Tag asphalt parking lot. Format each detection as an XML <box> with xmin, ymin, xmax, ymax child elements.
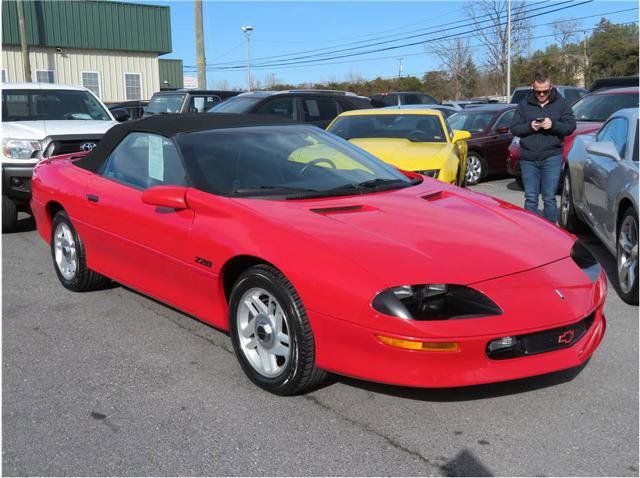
<box><xmin>2</xmin><ymin>176</ymin><xmax>638</xmax><ymax>476</ymax></box>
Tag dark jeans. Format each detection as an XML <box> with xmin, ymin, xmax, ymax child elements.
<box><xmin>520</xmin><ymin>155</ymin><xmax>562</xmax><ymax>222</ymax></box>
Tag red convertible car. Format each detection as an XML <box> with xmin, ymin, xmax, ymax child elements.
<box><xmin>31</xmin><ymin>114</ymin><xmax>606</xmax><ymax>395</ymax></box>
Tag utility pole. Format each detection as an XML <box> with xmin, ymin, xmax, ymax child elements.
<box><xmin>242</xmin><ymin>25</ymin><xmax>253</xmax><ymax>92</ymax></box>
<box><xmin>17</xmin><ymin>0</ymin><xmax>31</xmax><ymax>82</ymax></box>
<box><xmin>506</xmin><ymin>0</ymin><xmax>511</xmax><ymax>100</ymax></box>
<box><xmin>194</xmin><ymin>0</ymin><xmax>206</xmax><ymax>89</ymax></box>
<box><xmin>397</xmin><ymin>57</ymin><xmax>404</xmax><ymax>78</ymax></box>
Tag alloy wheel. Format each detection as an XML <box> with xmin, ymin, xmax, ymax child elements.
<box><xmin>53</xmin><ymin>222</ymin><xmax>77</xmax><ymax>280</ymax></box>
<box><xmin>465</xmin><ymin>155</ymin><xmax>482</xmax><ymax>184</ymax></box>
<box><xmin>618</xmin><ymin>214</ymin><xmax>638</xmax><ymax>294</ymax></box>
<box><xmin>236</xmin><ymin>287</ymin><xmax>291</xmax><ymax>378</ymax></box>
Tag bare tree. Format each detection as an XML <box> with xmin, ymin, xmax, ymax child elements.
<box><xmin>465</xmin><ymin>0</ymin><xmax>530</xmax><ymax>95</ymax></box>
<box><xmin>552</xmin><ymin>19</ymin><xmax>581</xmax><ymax>49</ymax></box>
<box><xmin>428</xmin><ymin>37</ymin><xmax>472</xmax><ymax>99</ymax></box>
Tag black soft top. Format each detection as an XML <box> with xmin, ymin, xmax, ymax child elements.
<box><xmin>75</xmin><ymin>113</ymin><xmax>299</xmax><ymax>172</ymax></box>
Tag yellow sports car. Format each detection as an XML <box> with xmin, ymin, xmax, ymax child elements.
<box><xmin>326</xmin><ymin>108</ymin><xmax>471</xmax><ymax>185</ymax></box>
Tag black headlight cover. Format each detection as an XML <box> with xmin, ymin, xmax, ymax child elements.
<box><xmin>372</xmin><ymin>285</ymin><xmax>502</xmax><ymax>320</ymax></box>
<box><xmin>570</xmin><ymin>240</ymin><xmax>601</xmax><ymax>282</ymax></box>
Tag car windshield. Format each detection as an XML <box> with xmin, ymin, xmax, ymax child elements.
<box><xmin>176</xmin><ymin>125</ymin><xmax>415</xmax><ymax>199</ymax></box>
<box><xmin>146</xmin><ymin>94</ymin><xmax>185</xmax><ymax>114</ymax></box>
<box><xmin>572</xmin><ymin>93</ymin><xmax>639</xmax><ymax>122</ymax></box>
<box><xmin>448</xmin><ymin>111</ymin><xmax>494</xmax><ymax>132</ymax></box>
<box><xmin>2</xmin><ymin>89</ymin><xmax>111</xmax><ymax>121</ymax></box>
<box><xmin>208</xmin><ymin>96</ymin><xmax>262</xmax><ymax>113</ymax></box>
<box><xmin>328</xmin><ymin>114</ymin><xmax>446</xmax><ymax>142</ymax></box>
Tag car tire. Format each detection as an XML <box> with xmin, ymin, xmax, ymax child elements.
<box><xmin>51</xmin><ymin>210</ymin><xmax>109</xmax><ymax>292</ymax></box>
<box><xmin>616</xmin><ymin>207</ymin><xmax>639</xmax><ymax>305</ymax></box>
<box><xmin>2</xmin><ymin>195</ymin><xmax>18</xmax><ymax>233</ymax></box>
<box><xmin>558</xmin><ymin>172</ymin><xmax>584</xmax><ymax>233</ymax></box>
<box><xmin>465</xmin><ymin>152</ymin><xmax>485</xmax><ymax>185</ymax></box>
<box><xmin>229</xmin><ymin>264</ymin><xmax>327</xmax><ymax>395</ymax></box>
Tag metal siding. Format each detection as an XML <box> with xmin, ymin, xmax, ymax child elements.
<box><xmin>159</xmin><ymin>59</ymin><xmax>183</xmax><ymax>89</ymax></box>
<box><xmin>1</xmin><ymin>0</ymin><xmax>171</xmax><ymax>54</ymax></box>
<box><xmin>2</xmin><ymin>46</ymin><xmax>159</xmax><ymax>102</ymax></box>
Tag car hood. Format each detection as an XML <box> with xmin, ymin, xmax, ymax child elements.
<box><xmin>348</xmin><ymin>138</ymin><xmax>450</xmax><ymax>167</ymax></box>
<box><xmin>1</xmin><ymin>120</ymin><xmax>117</xmax><ymax>141</ymax></box>
<box><xmin>237</xmin><ymin>181</ymin><xmax>575</xmax><ymax>286</ymax></box>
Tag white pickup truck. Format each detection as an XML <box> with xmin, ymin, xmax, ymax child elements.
<box><xmin>2</xmin><ymin>83</ymin><xmax>122</xmax><ymax>232</ymax></box>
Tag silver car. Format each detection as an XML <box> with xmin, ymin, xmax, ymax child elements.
<box><xmin>560</xmin><ymin>108</ymin><xmax>639</xmax><ymax>305</ymax></box>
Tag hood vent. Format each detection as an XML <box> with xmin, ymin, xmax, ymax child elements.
<box><xmin>310</xmin><ymin>205</ymin><xmax>364</xmax><ymax>215</ymax></box>
<box><xmin>421</xmin><ymin>191</ymin><xmax>447</xmax><ymax>202</ymax></box>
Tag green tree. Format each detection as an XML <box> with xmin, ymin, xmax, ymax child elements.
<box><xmin>461</xmin><ymin>58</ymin><xmax>478</xmax><ymax>98</ymax></box>
<box><xmin>588</xmin><ymin>19</ymin><xmax>639</xmax><ymax>81</ymax></box>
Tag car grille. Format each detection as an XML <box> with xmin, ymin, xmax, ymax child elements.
<box><xmin>486</xmin><ymin>312</ymin><xmax>596</xmax><ymax>360</ymax></box>
<box><xmin>44</xmin><ymin>139</ymin><xmax>101</xmax><ymax>157</ymax></box>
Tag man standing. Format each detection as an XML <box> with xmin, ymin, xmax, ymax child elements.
<box><xmin>510</xmin><ymin>70</ymin><xmax>576</xmax><ymax>223</ymax></box>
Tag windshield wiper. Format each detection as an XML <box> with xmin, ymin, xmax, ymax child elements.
<box><xmin>355</xmin><ymin>178</ymin><xmax>412</xmax><ymax>189</ymax></box>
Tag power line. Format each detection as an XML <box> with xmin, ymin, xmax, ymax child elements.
<box><xmin>192</xmin><ymin>0</ymin><xmax>592</xmax><ymax>71</ymax></box>
<box><xmin>194</xmin><ymin>20</ymin><xmax>638</xmax><ymax>76</ymax></box>
<box><xmin>202</xmin><ymin>0</ymin><xmax>561</xmax><ymax>68</ymax></box>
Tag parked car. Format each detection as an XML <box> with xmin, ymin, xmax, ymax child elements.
<box><xmin>144</xmin><ymin>89</ymin><xmax>241</xmax><ymax>116</ymax></box>
<box><xmin>510</xmin><ymin>85</ymin><xmax>587</xmax><ymax>104</ymax></box>
<box><xmin>31</xmin><ymin>113</ymin><xmax>606</xmax><ymax>395</ymax></box>
<box><xmin>326</xmin><ymin>108</ymin><xmax>470</xmax><ymax>186</ymax></box>
<box><xmin>588</xmin><ymin>76</ymin><xmax>638</xmax><ymax>92</ymax></box>
<box><xmin>370</xmin><ymin>91</ymin><xmax>439</xmax><ymax>108</ymax></box>
<box><xmin>384</xmin><ymin>104</ymin><xmax>458</xmax><ymax>119</ymax></box>
<box><xmin>559</xmin><ymin>108</ymin><xmax>638</xmax><ymax>305</ymax></box>
<box><xmin>106</xmin><ymin>100</ymin><xmax>148</xmax><ymax>121</ymax></box>
<box><xmin>1</xmin><ymin>82</ymin><xmax>118</xmax><ymax>232</ymax></box>
<box><xmin>441</xmin><ymin>100</ymin><xmax>488</xmax><ymax>110</ymax></box>
<box><xmin>447</xmin><ymin>104</ymin><xmax>517</xmax><ymax>185</ymax></box>
<box><xmin>507</xmin><ymin>87</ymin><xmax>639</xmax><ymax>186</ymax></box>
<box><xmin>209</xmin><ymin>89</ymin><xmax>372</xmax><ymax>129</ymax></box>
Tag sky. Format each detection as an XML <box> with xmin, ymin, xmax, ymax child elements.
<box><xmin>132</xmin><ymin>0</ymin><xmax>638</xmax><ymax>90</ymax></box>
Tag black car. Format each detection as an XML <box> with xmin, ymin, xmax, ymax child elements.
<box><xmin>106</xmin><ymin>100</ymin><xmax>148</xmax><ymax>121</ymax></box>
<box><xmin>370</xmin><ymin>91</ymin><xmax>439</xmax><ymax>108</ymax></box>
<box><xmin>144</xmin><ymin>89</ymin><xmax>242</xmax><ymax>117</ymax></box>
<box><xmin>208</xmin><ymin>90</ymin><xmax>372</xmax><ymax>129</ymax></box>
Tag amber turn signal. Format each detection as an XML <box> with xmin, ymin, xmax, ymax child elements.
<box><xmin>376</xmin><ymin>335</ymin><xmax>460</xmax><ymax>352</ymax></box>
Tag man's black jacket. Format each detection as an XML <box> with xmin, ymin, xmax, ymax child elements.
<box><xmin>510</xmin><ymin>88</ymin><xmax>576</xmax><ymax>161</ymax></box>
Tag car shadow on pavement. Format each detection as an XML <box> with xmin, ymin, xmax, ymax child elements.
<box><xmin>332</xmin><ymin>362</ymin><xmax>589</xmax><ymax>401</ymax></box>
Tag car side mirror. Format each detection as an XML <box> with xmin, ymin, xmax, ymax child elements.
<box><xmin>452</xmin><ymin>130</ymin><xmax>471</xmax><ymax>142</ymax></box>
<box><xmin>141</xmin><ymin>185</ymin><xmax>188</xmax><ymax>210</ymax></box>
<box><xmin>586</xmin><ymin>141</ymin><xmax>621</xmax><ymax>161</ymax></box>
<box><xmin>111</xmin><ymin>108</ymin><xmax>130</xmax><ymax>122</ymax></box>
<box><xmin>495</xmin><ymin>126</ymin><xmax>510</xmax><ymax>134</ymax></box>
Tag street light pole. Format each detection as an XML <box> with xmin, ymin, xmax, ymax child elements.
<box><xmin>242</xmin><ymin>25</ymin><xmax>253</xmax><ymax>92</ymax></box>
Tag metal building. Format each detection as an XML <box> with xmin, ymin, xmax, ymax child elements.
<box><xmin>1</xmin><ymin>0</ymin><xmax>183</xmax><ymax>101</ymax></box>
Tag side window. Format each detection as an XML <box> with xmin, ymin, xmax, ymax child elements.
<box><xmin>494</xmin><ymin>110</ymin><xmax>515</xmax><ymax>130</ymax></box>
<box><xmin>101</xmin><ymin>132</ymin><xmax>187</xmax><ymax>189</ymax></box>
<box><xmin>596</xmin><ymin>117</ymin><xmax>628</xmax><ymax>158</ymax></box>
<box><xmin>188</xmin><ymin>95</ymin><xmax>221</xmax><ymax>113</ymax></box>
<box><xmin>255</xmin><ymin>97</ymin><xmax>296</xmax><ymax>120</ymax></box>
<box><xmin>302</xmin><ymin>97</ymin><xmax>339</xmax><ymax>122</ymax></box>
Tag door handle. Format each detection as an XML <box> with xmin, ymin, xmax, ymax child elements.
<box><xmin>86</xmin><ymin>194</ymin><xmax>99</xmax><ymax>203</ymax></box>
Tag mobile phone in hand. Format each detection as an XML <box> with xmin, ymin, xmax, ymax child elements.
<box><xmin>535</xmin><ymin>117</ymin><xmax>545</xmax><ymax>123</ymax></box>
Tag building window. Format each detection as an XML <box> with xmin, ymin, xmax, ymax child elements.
<box><xmin>36</xmin><ymin>70</ymin><xmax>55</xmax><ymax>83</ymax></box>
<box><xmin>124</xmin><ymin>73</ymin><xmax>142</xmax><ymax>100</ymax></box>
<box><xmin>81</xmin><ymin>71</ymin><xmax>101</xmax><ymax>98</ymax></box>
<box><xmin>2</xmin><ymin>69</ymin><xmax>7</xmax><ymax>83</ymax></box>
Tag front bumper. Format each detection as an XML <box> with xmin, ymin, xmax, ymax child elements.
<box><xmin>310</xmin><ymin>264</ymin><xmax>607</xmax><ymax>388</ymax></box>
<box><xmin>2</xmin><ymin>162</ymin><xmax>36</xmax><ymax>203</ymax></box>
